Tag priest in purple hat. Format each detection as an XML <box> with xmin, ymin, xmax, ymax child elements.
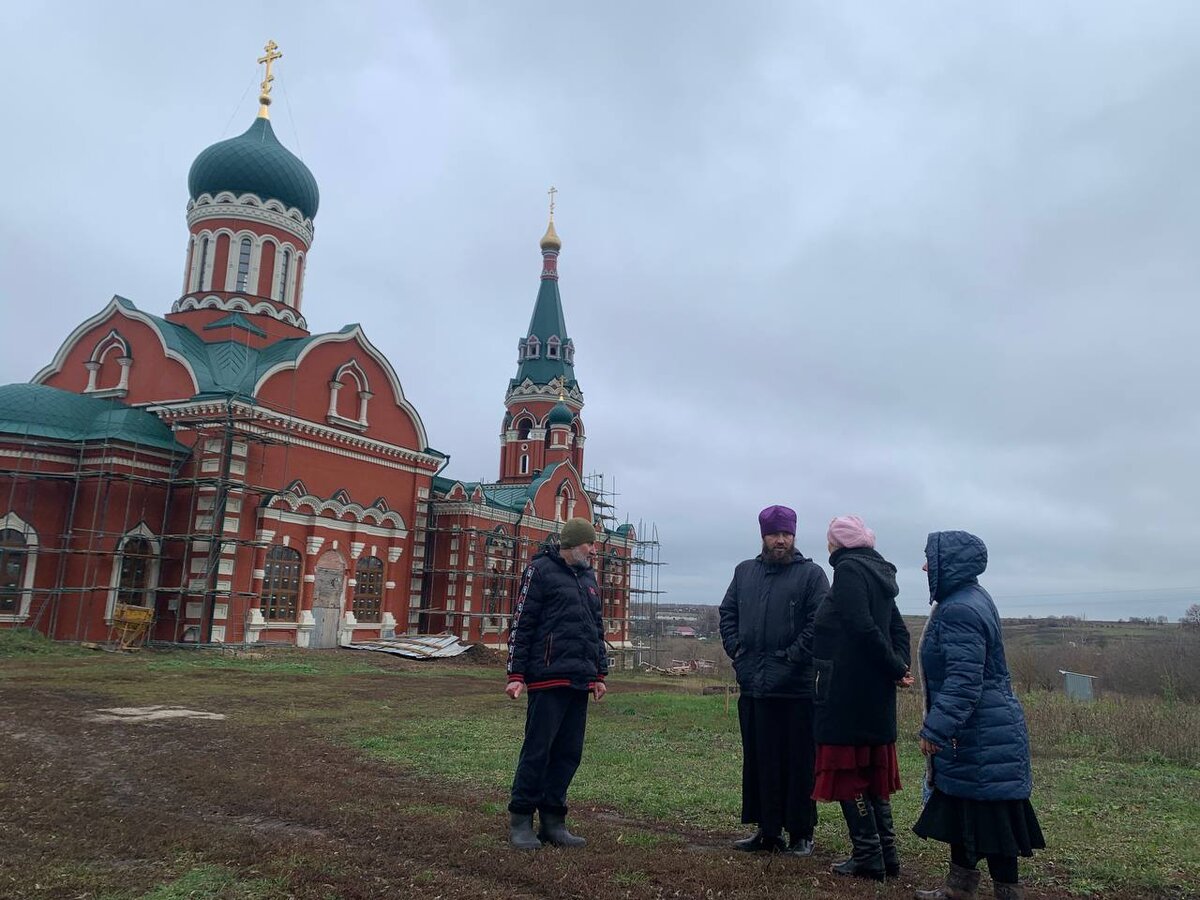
<box><xmin>718</xmin><ymin>504</ymin><xmax>830</xmax><ymax>856</ymax></box>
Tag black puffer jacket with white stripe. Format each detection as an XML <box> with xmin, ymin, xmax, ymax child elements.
<box><xmin>506</xmin><ymin>545</ymin><xmax>607</xmax><ymax>691</ymax></box>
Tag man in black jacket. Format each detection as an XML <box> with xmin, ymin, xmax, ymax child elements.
<box><xmin>505</xmin><ymin>517</ymin><xmax>608</xmax><ymax>850</ymax></box>
<box><xmin>719</xmin><ymin>504</ymin><xmax>829</xmax><ymax>856</ymax></box>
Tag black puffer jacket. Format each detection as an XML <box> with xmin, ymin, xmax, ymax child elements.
<box><xmin>719</xmin><ymin>549</ymin><xmax>829</xmax><ymax>698</ymax></box>
<box><xmin>506</xmin><ymin>545</ymin><xmax>607</xmax><ymax>691</ymax></box>
<box><xmin>812</xmin><ymin>547</ymin><xmax>910</xmax><ymax>745</ymax></box>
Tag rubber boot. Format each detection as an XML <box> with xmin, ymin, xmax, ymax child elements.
<box><xmin>732</xmin><ymin>828</ymin><xmax>786</xmax><ymax>852</ymax></box>
<box><xmin>992</xmin><ymin>883</ymin><xmax>1024</xmax><ymax>900</ymax></box>
<box><xmin>870</xmin><ymin>796</ymin><xmax>900</xmax><ymax>877</ymax></box>
<box><xmin>913</xmin><ymin>862</ymin><xmax>982</xmax><ymax>899</ymax></box>
<box><xmin>538</xmin><ymin>811</ymin><xmax>586</xmax><ymax>848</ymax></box>
<box><xmin>831</xmin><ymin>795</ymin><xmax>884</xmax><ymax>881</ymax></box>
<box><xmin>508</xmin><ymin>812</ymin><xmax>542</xmax><ymax>850</ymax></box>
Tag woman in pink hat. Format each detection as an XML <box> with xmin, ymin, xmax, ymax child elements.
<box><xmin>811</xmin><ymin>515</ymin><xmax>913</xmax><ymax>881</ymax></box>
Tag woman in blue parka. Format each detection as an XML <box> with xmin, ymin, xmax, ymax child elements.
<box><xmin>913</xmin><ymin>531</ymin><xmax>1044</xmax><ymax>900</ymax></box>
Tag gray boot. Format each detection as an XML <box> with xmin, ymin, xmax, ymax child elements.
<box><xmin>992</xmin><ymin>884</ymin><xmax>1024</xmax><ymax>900</ymax></box>
<box><xmin>914</xmin><ymin>863</ymin><xmax>982</xmax><ymax>899</ymax></box>
<box><xmin>508</xmin><ymin>812</ymin><xmax>542</xmax><ymax>850</ymax></box>
<box><xmin>538</xmin><ymin>811</ymin><xmax>586</xmax><ymax>848</ymax></box>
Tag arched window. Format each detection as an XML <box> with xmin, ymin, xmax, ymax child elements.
<box><xmin>519</xmin><ymin>453</ymin><xmax>530</xmax><ymax>475</ymax></box>
<box><xmin>485</xmin><ymin>527</ymin><xmax>514</xmax><ymax>617</ymax></box>
<box><xmin>261</xmin><ymin>545</ymin><xmax>302</xmax><ymax>620</ymax></box>
<box><xmin>547</xmin><ymin>335</ymin><xmax>561</xmax><ymax>359</ymax></box>
<box><xmin>352</xmin><ymin>556</ymin><xmax>384</xmax><ymax>622</ymax></box>
<box><xmin>195</xmin><ymin>236</ymin><xmax>210</xmax><ymax>291</ymax></box>
<box><xmin>515</xmin><ymin>418</ymin><xmax>533</xmax><ymax>441</ymax></box>
<box><xmin>526</xmin><ymin>336</ymin><xmax>540</xmax><ymax>359</ymax></box>
<box><xmin>0</xmin><ymin>529</ymin><xmax>27</xmax><ymax>614</ymax></box>
<box><xmin>278</xmin><ymin>248</ymin><xmax>292</xmax><ymax>303</ymax></box>
<box><xmin>117</xmin><ymin>537</ymin><xmax>155</xmax><ymax>606</ymax></box>
<box><xmin>556</xmin><ymin>484</ymin><xmax>575</xmax><ymax>522</ymax></box>
<box><xmin>234</xmin><ymin>237</ymin><xmax>253</xmax><ymax>292</ymax></box>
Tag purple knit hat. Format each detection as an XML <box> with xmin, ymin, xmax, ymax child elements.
<box><xmin>759</xmin><ymin>505</ymin><xmax>797</xmax><ymax>536</ymax></box>
<box><xmin>827</xmin><ymin>514</ymin><xmax>876</xmax><ymax>550</ymax></box>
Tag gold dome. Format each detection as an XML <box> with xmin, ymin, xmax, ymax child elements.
<box><xmin>540</xmin><ymin>218</ymin><xmax>562</xmax><ymax>252</ymax></box>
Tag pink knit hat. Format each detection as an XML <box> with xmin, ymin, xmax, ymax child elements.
<box><xmin>827</xmin><ymin>515</ymin><xmax>876</xmax><ymax>549</ymax></box>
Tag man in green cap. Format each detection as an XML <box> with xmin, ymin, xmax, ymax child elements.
<box><xmin>505</xmin><ymin>517</ymin><xmax>608</xmax><ymax>850</ymax></box>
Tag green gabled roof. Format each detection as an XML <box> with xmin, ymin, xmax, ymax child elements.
<box><xmin>203</xmin><ymin>312</ymin><xmax>267</xmax><ymax>338</ymax></box>
<box><xmin>434</xmin><ymin>462</ymin><xmax>567</xmax><ymax>513</ymax></box>
<box><xmin>0</xmin><ymin>383</ymin><xmax>187</xmax><ymax>453</ymax></box>
<box><xmin>188</xmin><ymin>116</ymin><xmax>319</xmax><ymax>219</ymax></box>
<box><xmin>115</xmin><ymin>296</ymin><xmax>329</xmax><ymax>398</ymax></box>
<box><xmin>511</xmin><ymin>277</ymin><xmax>577</xmax><ymax>388</ymax></box>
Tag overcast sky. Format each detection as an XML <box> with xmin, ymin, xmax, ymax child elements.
<box><xmin>3</xmin><ymin>3</ymin><xmax>1199</xmax><ymax>619</ymax></box>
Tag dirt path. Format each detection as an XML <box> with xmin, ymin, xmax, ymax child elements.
<box><xmin>0</xmin><ymin>671</ymin><xmax>1105</xmax><ymax>899</ymax></box>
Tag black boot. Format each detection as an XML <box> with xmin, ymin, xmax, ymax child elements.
<box><xmin>870</xmin><ymin>796</ymin><xmax>900</xmax><ymax>877</ymax></box>
<box><xmin>784</xmin><ymin>834</ymin><xmax>815</xmax><ymax>857</ymax></box>
<box><xmin>732</xmin><ymin>828</ymin><xmax>786</xmax><ymax>852</ymax></box>
<box><xmin>508</xmin><ymin>812</ymin><xmax>542</xmax><ymax>850</ymax></box>
<box><xmin>992</xmin><ymin>883</ymin><xmax>1024</xmax><ymax>900</ymax></box>
<box><xmin>831</xmin><ymin>796</ymin><xmax>884</xmax><ymax>881</ymax></box>
<box><xmin>538</xmin><ymin>811</ymin><xmax>586</xmax><ymax>848</ymax></box>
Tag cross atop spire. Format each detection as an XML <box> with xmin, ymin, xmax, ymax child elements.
<box><xmin>257</xmin><ymin>40</ymin><xmax>283</xmax><ymax>118</ymax></box>
<box><xmin>540</xmin><ymin>186</ymin><xmax>562</xmax><ymax>256</ymax></box>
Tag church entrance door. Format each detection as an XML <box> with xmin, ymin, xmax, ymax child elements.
<box><xmin>312</xmin><ymin>549</ymin><xmax>346</xmax><ymax>649</ymax></box>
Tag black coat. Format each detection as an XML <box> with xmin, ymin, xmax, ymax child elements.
<box><xmin>812</xmin><ymin>547</ymin><xmax>910</xmax><ymax>745</ymax></box>
<box><xmin>719</xmin><ymin>549</ymin><xmax>829</xmax><ymax>699</ymax></box>
<box><xmin>506</xmin><ymin>545</ymin><xmax>608</xmax><ymax>691</ymax></box>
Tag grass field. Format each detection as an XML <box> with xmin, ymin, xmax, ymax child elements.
<box><xmin>1</xmin><ymin>631</ymin><xmax>1197</xmax><ymax>898</ymax></box>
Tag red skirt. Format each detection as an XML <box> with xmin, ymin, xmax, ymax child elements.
<box><xmin>812</xmin><ymin>743</ymin><xmax>901</xmax><ymax>802</ymax></box>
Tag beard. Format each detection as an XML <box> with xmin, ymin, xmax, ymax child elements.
<box><xmin>762</xmin><ymin>541</ymin><xmax>792</xmax><ymax>563</ymax></box>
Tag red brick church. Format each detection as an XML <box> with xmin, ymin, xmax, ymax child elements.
<box><xmin>0</xmin><ymin>45</ymin><xmax>638</xmax><ymax>650</ymax></box>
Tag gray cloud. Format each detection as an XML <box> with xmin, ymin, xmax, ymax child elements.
<box><xmin>3</xmin><ymin>2</ymin><xmax>1199</xmax><ymax>619</ymax></box>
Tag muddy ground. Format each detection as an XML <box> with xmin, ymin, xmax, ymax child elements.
<box><xmin>0</xmin><ymin>652</ymin><xmax>1114</xmax><ymax>899</ymax></box>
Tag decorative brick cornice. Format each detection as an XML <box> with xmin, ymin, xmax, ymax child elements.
<box><xmin>171</xmin><ymin>294</ymin><xmax>307</xmax><ymax>329</ymax></box>
<box><xmin>146</xmin><ymin>399</ymin><xmax>443</xmax><ymax>472</ymax></box>
<box><xmin>187</xmin><ymin>192</ymin><xmax>314</xmax><ymax>245</ymax></box>
<box><xmin>504</xmin><ymin>376</ymin><xmax>584</xmax><ymax>407</ymax></box>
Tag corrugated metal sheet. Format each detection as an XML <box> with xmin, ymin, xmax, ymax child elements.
<box><xmin>346</xmin><ymin>635</ymin><xmax>472</xmax><ymax>659</ymax></box>
<box><xmin>1059</xmin><ymin>669</ymin><xmax>1096</xmax><ymax>701</ymax></box>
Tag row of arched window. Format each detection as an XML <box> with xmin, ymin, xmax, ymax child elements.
<box><xmin>517</xmin><ymin>335</ymin><xmax>575</xmax><ymax>363</ymax></box>
<box><xmin>259</xmin><ymin>546</ymin><xmax>386</xmax><ymax>623</ymax></box>
<box><xmin>0</xmin><ymin>524</ymin><xmax>390</xmax><ymax>626</ymax></box>
<box><xmin>185</xmin><ymin>230</ymin><xmax>304</xmax><ymax>307</ymax></box>
<box><xmin>0</xmin><ymin>520</ymin><xmax>157</xmax><ymax>621</ymax></box>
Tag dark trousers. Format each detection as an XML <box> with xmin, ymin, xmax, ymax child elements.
<box><xmin>952</xmin><ymin>844</ymin><xmax>1019</xmax><ymax>884</ymax></box>
<box><xmin>509</xmin><ymin>687</ymin><xmax>589</xmax><ymax>816</ymax></box>
<box><xmin>738</xmin><ymin>695</ymin><xmax>818</xmax><ymax>840</ymax></box>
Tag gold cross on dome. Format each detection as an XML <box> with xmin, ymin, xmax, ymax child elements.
<box><xmin>257</xmin><ymin>40</ymin><xmax>283</xmax><ymax>116</ymax></box>
<box><xmin>547</xmin><ymin>185</ymin><xmax>557</xmax><ymax>220</ymax></box>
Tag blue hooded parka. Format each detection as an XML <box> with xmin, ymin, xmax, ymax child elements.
<box><xmin>919</xmin><ymin>531</ymin><xmax>1033</xmax><ymax>801</ymax></box>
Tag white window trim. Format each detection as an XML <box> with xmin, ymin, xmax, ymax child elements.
<box><xmin>106</xmin><ymin>522</ymin><xmax>162</xmax><ymax>623</ymax></box>
<box><xmin>0</xmin><ymin>513</ymin><xmax>37</xmax><ymax>623</ymax></box>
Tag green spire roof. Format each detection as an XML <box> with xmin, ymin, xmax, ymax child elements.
<box><xmin>511</xmin><ymin>228</ymin><xmax>578</xmax><ymax>389</ymax></box>
<box><xmin>188</xmin><ymin>116</ymin><xmax>319</xmax><ymax>219</ymax></box>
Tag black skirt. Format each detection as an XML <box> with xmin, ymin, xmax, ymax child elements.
<box><xmin>913</xmin><ymin>790</ymin><xmax>1046</xmax><ymax>858</ymax></box>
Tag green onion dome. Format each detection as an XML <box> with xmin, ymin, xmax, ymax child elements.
<box><xmin>547</xmin><ymin>400</ymin><xmax>574</xmax><ymax>427</ymax></box>
<box><xmin>188</xmin><ymin>116</ymin><xmax>319</xmax><ymax>220</ymax></box>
